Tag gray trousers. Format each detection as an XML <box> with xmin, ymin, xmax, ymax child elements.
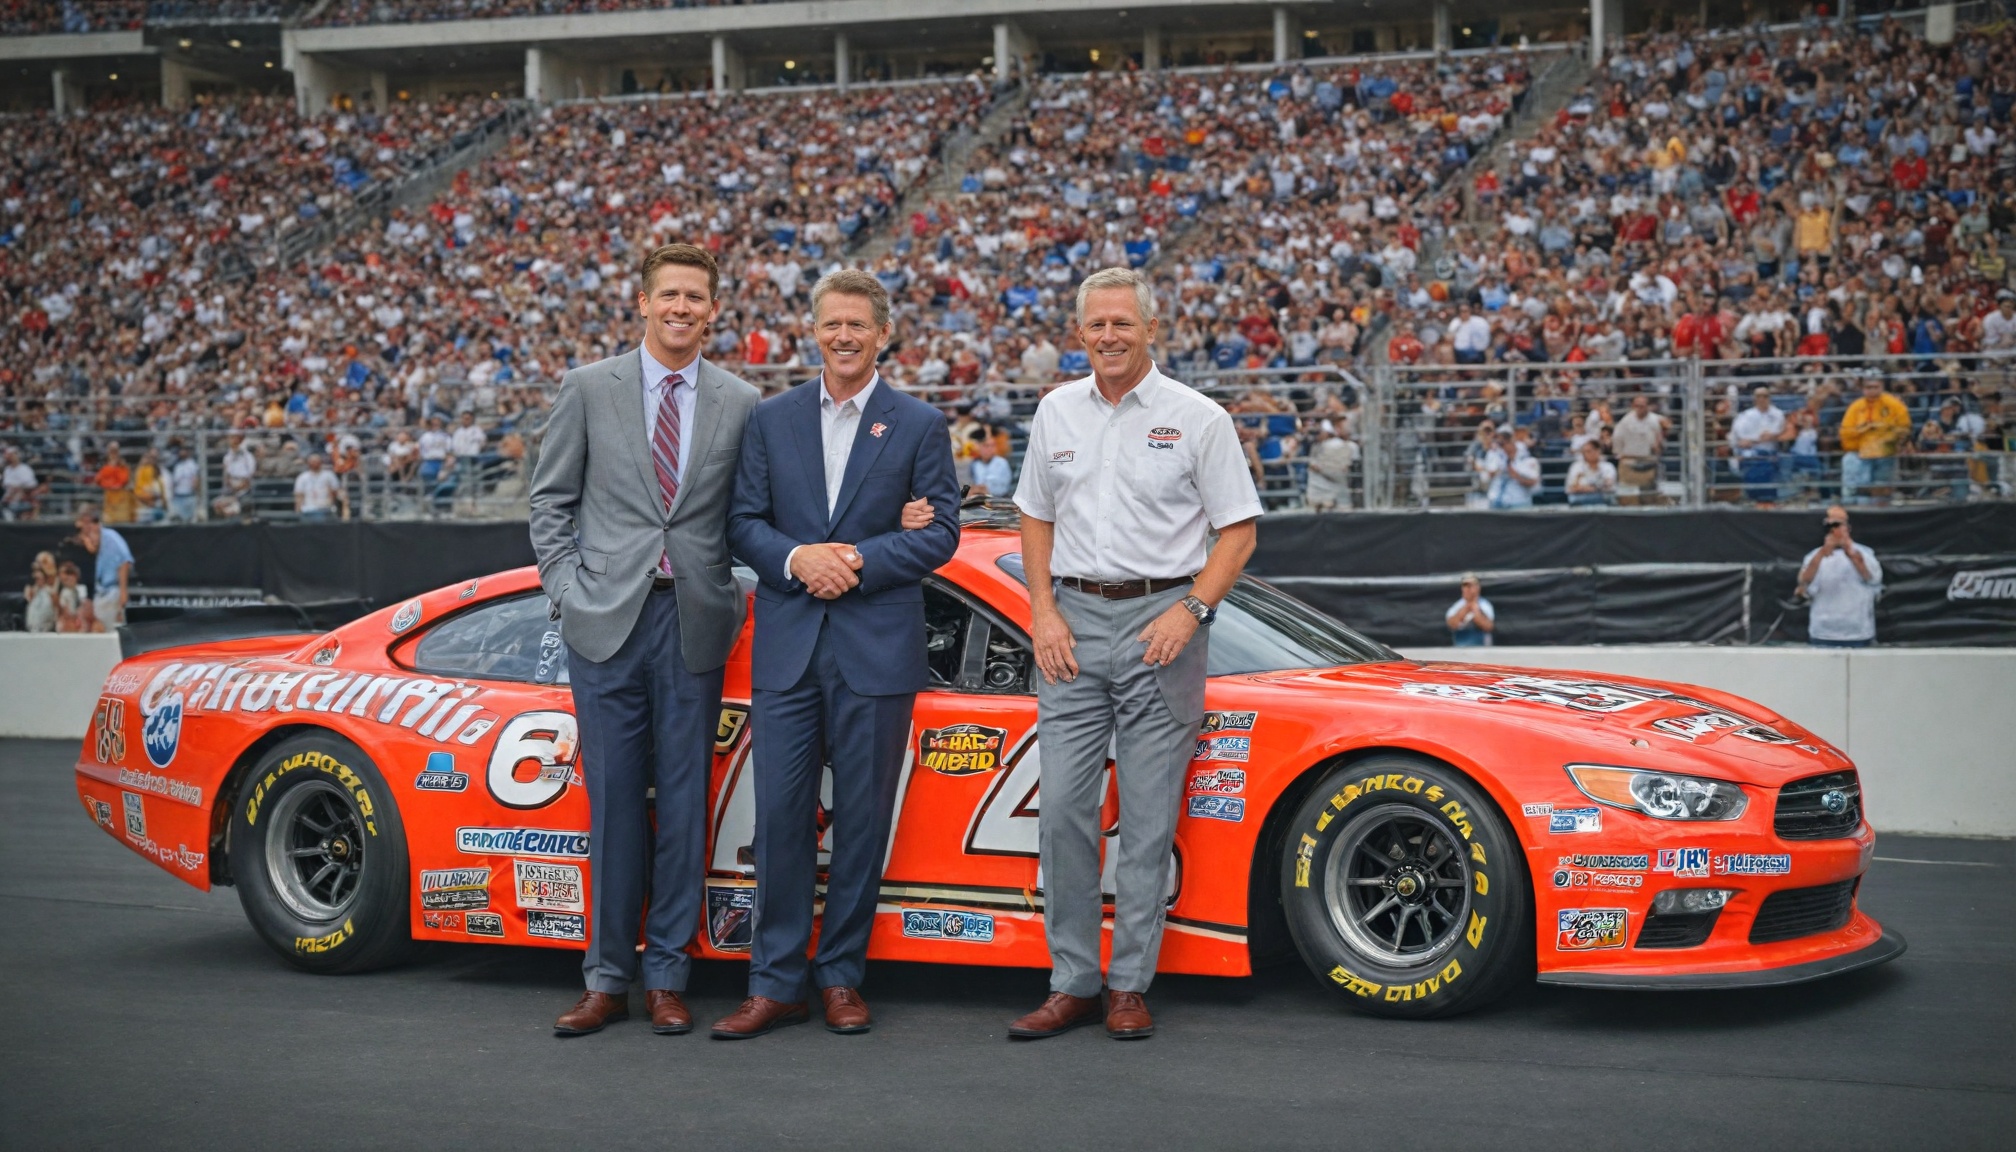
<box><xmin>1036</xmin><ymin>584</ymin><xmax>1207</xmax><ymax>997</ymax></box>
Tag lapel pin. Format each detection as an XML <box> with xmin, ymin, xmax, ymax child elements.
<box><xmin>870</xmin><ymin>422</ymin><xmax>887</xmax><ymax>438</ymax></box>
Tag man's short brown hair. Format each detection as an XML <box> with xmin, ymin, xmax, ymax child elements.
<box><xmin>810</xmin><ymin>268</ymin><xmax>892</xmax><ymax>329</ymax></box>
<box><xmin>640</xmin><ymin>243</ymin><xmax>719</xmax><ymax>299</ymax></box>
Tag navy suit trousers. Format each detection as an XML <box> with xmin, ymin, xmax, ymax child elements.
<box><xmin>747</xmin><ymin>619</ymin><xmax>914</xmax><ymax>1001</ymax></box>
<box><xmin>568</xmin><ymin>586</ymin><xmax>723</xmax><ymax>995</ymax></box>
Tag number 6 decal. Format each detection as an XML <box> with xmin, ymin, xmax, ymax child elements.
<box><xmin>486</xmin><ymin>711</ymin><xmax>579</xmax><ymax>809</ymax></box>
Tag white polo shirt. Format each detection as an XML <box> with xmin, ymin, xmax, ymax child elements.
<box><xmin>1013</xmin><ymin>364</ymin><xmax>1262</xmax><ymax>582</ymax></box>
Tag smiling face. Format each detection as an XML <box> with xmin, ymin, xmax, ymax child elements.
<box><xmin>813</xmin><ymin>290</ymin><xmax>892</xmax><ymax>394</ymax></box>
<box><xmin>1077</xmin><ymin>285</ymin><xmax>1159</xmax><ymax>394</ymax></box>
<box><xmin>637</xmin><ymin>261</ymin><xmax>720</xmax><ymax>370</ymax></box>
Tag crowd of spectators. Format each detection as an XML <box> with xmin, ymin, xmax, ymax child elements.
<box><xmin>1380</xmin><ymin>17</ymin><xmax>2016</xmax><ymax>507</ymax></box>
<box><xmin>308</xmin><ymin>0</ymin><xmax>783</xmax><ymax>28</ymax></box>
<box><xmin>0</xmin><ymin>2</ymin><xmax>145</xmax><ymax>35</ymax></box>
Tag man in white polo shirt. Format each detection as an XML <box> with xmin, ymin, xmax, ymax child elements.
<box><xmin>1008</xmin><ymin>267</ymin><xmax>1262</xmax><ymax>1041</ymax></box>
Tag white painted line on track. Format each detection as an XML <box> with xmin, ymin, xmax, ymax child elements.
<box><xmin>1873</xmin><ymin>856</ymin><xmax>1999</xmax><ymax>867</ymax></box>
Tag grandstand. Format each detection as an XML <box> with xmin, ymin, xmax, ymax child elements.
<box><xmin>0</xmin><ymin>0</ymin><xmax>2011</xmax><ymax>527</ymax></box>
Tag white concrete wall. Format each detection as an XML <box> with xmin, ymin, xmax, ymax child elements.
<box><xmin>1404</xmin><ymin>646</ymin><xmax>2016</xmax><ymax>838</ymax></box>
<box><xmin>0</xmin><ymin>634</ymin><xmax>123</xmax><ymax>740</ymax></box>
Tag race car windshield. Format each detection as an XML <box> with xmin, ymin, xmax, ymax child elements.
<box><xmin>994</xmin><ymin>553</ymin><xmax>1398</xmax><ymax>674</ymax></box>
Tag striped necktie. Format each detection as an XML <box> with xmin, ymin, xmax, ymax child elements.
<box><xmin>650</xmin><ymin>369</ymin><xmax>683</xmax><ymax>576</ymax></box>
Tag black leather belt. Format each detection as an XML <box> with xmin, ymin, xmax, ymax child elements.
<box><xmin>651</xmin><ymin>576</ymin><xmax>677</xmax><ymax>591</ymax></box>
<box><xmin>1057</xmin><ymin>575</ymin><xmax>1195</xmax><ymax>600</ymax></box>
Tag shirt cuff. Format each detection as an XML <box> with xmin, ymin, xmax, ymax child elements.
<box><xmin>784</xmin><ymin>545</ymin><xmax>805</xmax><ymax>589</ymax></box>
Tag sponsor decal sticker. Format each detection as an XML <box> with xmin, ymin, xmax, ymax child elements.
<box><xmin>1548</xmin><ymin>807</ymin><xmax>1602</xmax><ymax>834</ymax></box>
<box><xmin>1402</xmin><ymin>674</ymin><xmax>1655</xmax><ymax>713</ymax></box>
<box><xmin>136</xmin><ymin>661</ymin><xmax>496</xmax><ymax>746</ymax></box>
<box><xmin>122</xmin><ymin>791</ymin><xmax>146</xmax><ymax>840</ymax></box>
<box><xmin>918</xmin><ymin>723</ymin><xmax>1008</xmax><ymax>776</ymax></box>
<box><xmin>419</xmin><ymin>867</ymin><xmax>491</xmax><ymax>911</ymax></box>
<box><xmin>525</xmin><ymin>910</ymin><xmax>587</xmax><ymax>942</ymax></box>
<box><xmin>414</xmin><ymin>751</ymin><xmax>468</xmax><ymax>793</ymax></box>
<box><xmin>465</xmin><ymin>911</ymin><xmax>504</xmax><ymax>937</ymax></box>
<box><xmin>1556</xmin><ymin>908</ymin><xmax>1628</xmax><ymax>951</ymax></box>
<box><xmin>1187</xmin><ymin>795</ymin><xmax>1246</xmax><ymax>823</ymax></box>
<box><xmin>389</xmin><ymin>598</ymin><xmax>424</xmax><ymax>635</ymax></box>
<box><xmin>1199</xmin><ymin>710</ymin><xmax>1258</xmax><ymax>734</ymax></box>
<box><xmin>1522</xmin><ymin>802</ymin><xmax>1554</xmax><ymax>817</ymax></box>
<box><xmin>458</xmin><ymin>579</ymin><xmax>481</xmax><ymax>600</ymax></box>
<box><xmin>1552</xmin><ymin>869</ymin><xmax>1644</xmax><ymax>890</ymax></box>
<box><xmin>715</xmin><ymin>706</ymin><xmax>749</xmax><ymax>752</ymax></box>
<box><xmin>311</xmin><ymin>643</ymin><xmax>340</xmax><ymax>666</ymax></box>
<box><xmin>1652</xmin><ymin>711</ymin><xmax>1797</xmax><ymax>745</ymax></box>
<box><xmin>707</xmin><ymin>883</ymin><xmax>755</xmax><ymax>951</ymax></box>
<box><xmin>103</xmin><ymin>668</ymin><xmax>147</xmax><ymax>695</ymax></box>
<box><xmin>1193</xmin><ymin>735</ymin><xmax>1251</xmax><ymax>763</ymax></box>
<box><xmin>514</xmin><ymin>860</ymin><xmax>585</xmax><ymax>913</ymax></box>
<box><xmin>485</xmin><ymin>712</ymin><xmax>579</xmax><ymax>809</ymax></box>
<box><xmin>1146</xmin><ymin>426</ymin><xmax>1182</xmax><ymax>449</ymax></box>
<box><xmin>1714</xmin><ymin>853</ymin><xmax>1792</xmax><ymax>876</ymax></box>
<box><xmin>421</xmin><ymin>911</ymin><xmax>464</xmax><ymax>931</ymax></box>
<box><xmin>901</xmin><ymin>908</ymin><xmax>996</xmax><ymax>943</ymax></box>
<box><xmin>1187</xmin><ymin>767</ymin><xmax>1246</xmax><ymax>796</ymax></box>
<box><xmin>141</xmin><ymin>691</ymin><xmax>183</xmax><ymax>769</ymax></box>
<box><xmin>117</xmin><ymin>768</ymin><xmax>201</xmax><ymax>806</ymax></box>
<box><xmin>1654</xmin><ymin>847</ymin><xmax>1712</xmax><ymax>879</ymax></box>
<box><xmin>455</xmin><ymin>827</ymin><xmax>590</xmax><ymax>859</ymax></box>
<box><xmin>87</xmin><ymin>797</ymin><xmax>113</xmax><ymax>829</ymax></box>
<box><xmin>1557</xmin><ymin>853</ymin><xmax>1649</xmax><ymax>871</ymax></box>
<box><xmin>92</xmin><ymin>696</ymin><xmax>127</xmax><ymax>764</ymax></box>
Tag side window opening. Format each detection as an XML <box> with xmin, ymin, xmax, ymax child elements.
<box><xmin>410</xmin><ymin>593</ymin><xmax>569</xmax><ymax>685</ymax></box>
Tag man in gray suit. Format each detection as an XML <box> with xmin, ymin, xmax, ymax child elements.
<box><xmin>529</xmin><ymin>243</ymin><xmax>760</xmax><ymax>1038</ymax></box>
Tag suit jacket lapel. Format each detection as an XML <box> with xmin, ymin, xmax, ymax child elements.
<box><xmin>666</xmin><ymin>360</ymin><xmax>726</xmax><ymax>520</ymax></box>
<box><xmin>826</xmin><ymin>383</ymin><xmax>898</xmax><ymax>532</ymax></box>
<box><xmin>605</xmin><ymin>348</ymin><xmax>659</xmax><ymax>514</ymax></box>
<box><xmin>785</xmin><ymin>378</ymin><xmax>827</xmax><ymax>527</ymax></box>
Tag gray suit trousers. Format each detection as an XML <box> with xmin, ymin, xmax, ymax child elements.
<box><xmin>1036</xmin><ymin>584</ymin><xmax>1208</xmax><ymax>998</ymax></box>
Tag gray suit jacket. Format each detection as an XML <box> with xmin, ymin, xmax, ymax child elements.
<box><xmin>528</xmin><ymin>350</ymin><xmax>761</xmax><ymax>668</ymax></box>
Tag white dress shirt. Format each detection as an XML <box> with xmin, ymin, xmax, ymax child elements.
<box><xmin>1802</xmin><ymin>543</ymin><xmax>1882</xmax><ymax>642</ymax></box>
<box><xmin>784</xmin><ymin>373</ymin><xmax>880</xmax><ymax>584</ymax></box>
<box><xmin>1013</xmin><ymin>364</ymin><xmax>1262</xmax><ymax>581</ymax></box>
<box><xmin>1730</xmin><ymin>404</ymin><xmax>1786</xmax><ymax>456</ymax></box>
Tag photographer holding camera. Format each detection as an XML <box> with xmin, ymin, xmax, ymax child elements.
<box><xmin>1796</xmin><ymin>505</ymin><xmax>1882</xmax><ymax>648</ymax></box>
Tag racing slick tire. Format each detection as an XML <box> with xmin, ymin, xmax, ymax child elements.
<box><xmin>229</xmin><ymin>732</ymin><xmax>416</xmax><ymax>974</ymax></box>
<box><xmin>1281</xmin><ymin>754</ymin><xmax>1531</xmax><ymax>1019</ymax></box>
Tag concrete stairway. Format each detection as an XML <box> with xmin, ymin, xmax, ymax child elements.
<box><xmin>849</xmin><ymin>83</ymin><xmax>1030</xmax><ymax>265</ymax></box>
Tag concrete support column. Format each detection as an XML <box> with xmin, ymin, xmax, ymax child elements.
<box><xmin>835</xmin><ymin>32</ymin><xmax>850</xmax><ymax>90</ymax></box>
<box><xmin>711</xmin><ymin>35</ymin><xmax>744</xmax><ymax>93</ymax></box>
<box><xmin>162</xmin><ymin>56</ymin><xmax>192</xmax><ymax>109</ymax></box>
<box><xmin>1273</xmin><ymin>7</ymin><xmax>1294</xmax><ymax>63</ymax></box>
<box><xmin>370</xmin><ymin>71</ymin><xmax>389</xmax><ymax>108</ymax></box>
<box><xmin>1143</xmin><ymin>26</ymin><xmax>1163</xmax><ymax>71</ymax></box>
<box><xmin>51</xmin><ymin>68</ymin><xmax>81</xmax><ymax>114</ymax></box>
<box><xmin>1589</xmin><ymin>0</ymin><xmax>1607</xmax><ymax>66</ymax></box>
<box><xmin>288</xmin><ymin>50</ymin><xmax>338</xmax><ymax>115</ymax></box>
<box><xmin>1434</xmin><ymin>1</ymin><xmax>1452</xmax><ymax>51</ymax></box>
<box><xmin>993</xmin><ymin>21</ymin><xmax>1034</xmax><ymax>84</ymax></box>
<box><xmin>1374</xmin><ymin>25</ymin><xmax>1399</xmax><ymax>52</ymax></box>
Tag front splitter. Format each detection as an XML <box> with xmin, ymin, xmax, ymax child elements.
<box><xmin>1536</xmin><ymin>928</ymin><xmax>1907</xmax><ymax>991</ymax></box>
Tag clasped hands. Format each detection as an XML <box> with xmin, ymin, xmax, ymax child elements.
<box><xmin>789</xmin><ymin>497</ymin><xmax>935</xmax><ymax>600</ymax></box>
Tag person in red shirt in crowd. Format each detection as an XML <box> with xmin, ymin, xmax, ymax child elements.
<box><xmin>1726</xmin><ymin>182</ymin><xmax>1761</xmax><ymax>227</ymax></box>
<box><xmin>1892</xmin><ymin>152</ymin><xmax>1928</xmax><ymax>191</ymax></box>
<box><xmin>1386</xmin><ymin>324</ymin><xmax>1425</xmax><ymax>365</ymax></box>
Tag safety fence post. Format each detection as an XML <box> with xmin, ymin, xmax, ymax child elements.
<box><xmin>1682</xmin><ymin>358</ymin><xmax>1707</xmax><ymax>508</ymax></box>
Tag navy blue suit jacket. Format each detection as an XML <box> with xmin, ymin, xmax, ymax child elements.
<box><xmin>727</xmin><ymin>377</ymin><xmax>961</xmax><ymax>696</ymax></box>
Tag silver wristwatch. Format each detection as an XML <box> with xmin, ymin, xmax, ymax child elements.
<box><xmin>1180</xmin><ymin>594</ymin><xmax>1215</xmax><ymax>625</ymax></box>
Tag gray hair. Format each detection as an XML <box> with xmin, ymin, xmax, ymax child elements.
<box><xmin>1074</xmin><ymin>266</ymin><xmax>1157</xmax><ymax>326</ymax></box>
<box><xmin>810</xmin><ymin>268</ymin><xmax>892</xmax><ymax>330</ymax></box>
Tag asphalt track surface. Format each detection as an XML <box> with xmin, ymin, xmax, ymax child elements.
<box><xmin>3</xmin><ymin>739</ymin><xmax>2012</xmax><ymax>1151</ymax></box>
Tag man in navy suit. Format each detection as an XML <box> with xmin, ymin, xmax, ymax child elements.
<box><xmin>714</xmin><ymin>269</ymin><xmax>961</xmax><ymax>1038</ymax></box>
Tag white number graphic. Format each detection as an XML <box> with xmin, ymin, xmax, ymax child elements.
<box><xmin>486</xmin><ymin>711</ymin><xmax>578</xmax><ymax>809</ymax></box>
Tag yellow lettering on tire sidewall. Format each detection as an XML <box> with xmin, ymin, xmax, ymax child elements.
<box><xmin>245</xmin><ymin>749</ymin><xmax>379</xmax><ymax>838</ymax></box>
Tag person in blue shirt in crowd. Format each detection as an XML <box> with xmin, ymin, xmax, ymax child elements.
<box><xmin>1445</xmin><ymin>574</ymin><xmax>1495</xmax><ymax>647</ymax></box>
<box><xmin>73</xmin><ymin>503</ymin><xmax>132</xmax><ymax>630</ymax></box>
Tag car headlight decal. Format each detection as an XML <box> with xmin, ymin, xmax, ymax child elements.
<box><xmin>1565</xmin><ymin>764</ymin><xmax>1748</xmax><ymax>822</ymax></box>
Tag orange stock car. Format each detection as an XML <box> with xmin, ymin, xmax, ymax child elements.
<box><xmin>74</xmin><ymin>520</ymin><xmax>1903</xmax><ymax>1018</ymax></box>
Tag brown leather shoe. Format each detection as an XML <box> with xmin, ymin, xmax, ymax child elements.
<box><xmin>709</xmin><ymin>996</ymin><xmax>811</xmax><ymax>1040</ymax></box>
<box><xmin>1006</xmin><ymin>991</ymin><xmax>1104</xmax><ymax>1039</ymax></box>
<box><xmin>821</xmin><ymin>986</ymin><xmax>872</xmax><ymax>1034</ymax></box>
<box><xmin>554</xmin><ymin>990</ymin><xmax>628</xmax><ymax>1036</ymax></box>
<box><xmin>646</xmin><ymin>989</ymin><xmax>692</xmax><ymax>1036</ymax></box>
<box><xmin>1105</xmin><ymin>990</ymin><xmax>1154</xmax><ymax>1039</ymax></box>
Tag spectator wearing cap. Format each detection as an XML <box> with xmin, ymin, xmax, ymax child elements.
<box><xmin>1839</xmin><ymin>377</ymin><xmax>1912</xmax><ymax>505</ymax></box>
<box><xmin>1446</xmin><ymin>575</ymin><xmax>1495</xmax><ymax>646</ymax></box>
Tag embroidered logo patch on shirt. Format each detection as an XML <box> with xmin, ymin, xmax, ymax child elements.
<box><xmin>1148</xmin><ymin>426</ymin><xmax>1182</xmax><ymax>449</ymax></box>
<box><xmin>1049</xmin><ymin>450</ymin><xmax>1076</xmax><ymax>463</ymax></box>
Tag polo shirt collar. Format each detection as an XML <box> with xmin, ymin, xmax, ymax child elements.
<box><xmin>1092</xmin><ymin>362</ymin><xmax>1164</xmax><ymax>410</ymax></box>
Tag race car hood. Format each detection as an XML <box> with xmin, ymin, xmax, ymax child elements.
<box><xmin>1266</xmin><ymin>659</ymin><xmax>1852</xmax><ymax>785</ymax></box>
